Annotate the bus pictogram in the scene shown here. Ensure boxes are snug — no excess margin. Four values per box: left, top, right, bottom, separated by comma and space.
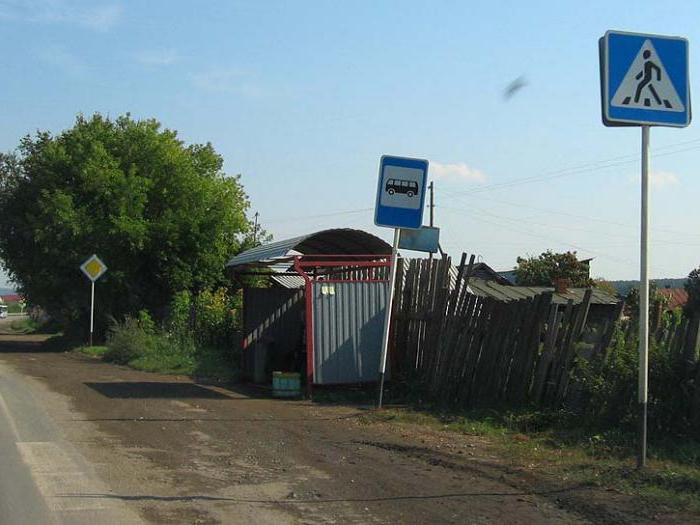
385, 178, 418, 197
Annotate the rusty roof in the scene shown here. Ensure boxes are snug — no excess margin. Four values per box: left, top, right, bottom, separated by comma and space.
658, 288, 688, 310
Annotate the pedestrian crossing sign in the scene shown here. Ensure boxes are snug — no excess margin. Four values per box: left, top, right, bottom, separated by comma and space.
601, 30, 690, 127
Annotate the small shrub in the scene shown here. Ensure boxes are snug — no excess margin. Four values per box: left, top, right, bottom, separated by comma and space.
573, 317, 699, 439
166, 288, 240, 349
128, 333, 196, 374
104, 314, 157, 364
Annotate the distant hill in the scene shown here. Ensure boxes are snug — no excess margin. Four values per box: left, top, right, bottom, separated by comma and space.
0, 287, 16, 296
608, 278, 687, 297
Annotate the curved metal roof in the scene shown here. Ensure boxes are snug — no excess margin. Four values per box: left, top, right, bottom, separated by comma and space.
226, 228, 392, 271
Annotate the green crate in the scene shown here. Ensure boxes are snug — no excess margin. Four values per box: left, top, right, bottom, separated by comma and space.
272, 371, 301, 398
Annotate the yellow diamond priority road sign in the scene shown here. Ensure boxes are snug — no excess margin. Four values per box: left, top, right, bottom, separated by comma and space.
80, 254, 107, 282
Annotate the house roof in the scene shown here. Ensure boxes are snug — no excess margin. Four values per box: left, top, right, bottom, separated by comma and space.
658, 288, 688, 310
226, 228, 392, 272
451, 273, 618, 306
471, 263, 512, 285
0, 294, 21, 303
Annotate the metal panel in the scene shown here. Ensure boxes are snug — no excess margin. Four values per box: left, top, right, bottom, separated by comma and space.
312, 282, 387, 384
226, 228, 391, 269
243, 288, 304, 382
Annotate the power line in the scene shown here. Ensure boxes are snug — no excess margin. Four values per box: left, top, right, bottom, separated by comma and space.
259, 136, 700, 226
443, 194, 700, 240
440, 205, 685, 276
264, 207, 373, 224
441, 138, 700, 198
441, 205, 635, 266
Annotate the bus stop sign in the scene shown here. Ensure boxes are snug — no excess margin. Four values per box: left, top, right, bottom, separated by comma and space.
374, 155, 429, 229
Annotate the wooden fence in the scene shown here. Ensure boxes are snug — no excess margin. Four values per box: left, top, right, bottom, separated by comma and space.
391, 254, 623, 408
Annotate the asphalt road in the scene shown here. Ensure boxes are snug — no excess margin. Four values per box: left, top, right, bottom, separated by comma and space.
0, 357, 143, 525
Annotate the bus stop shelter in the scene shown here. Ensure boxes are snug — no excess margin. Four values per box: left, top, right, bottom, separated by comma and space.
226, 229, 392, 394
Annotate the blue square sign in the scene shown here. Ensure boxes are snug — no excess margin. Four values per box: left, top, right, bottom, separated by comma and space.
374, 155, 428, 229
601, 30, 690, 127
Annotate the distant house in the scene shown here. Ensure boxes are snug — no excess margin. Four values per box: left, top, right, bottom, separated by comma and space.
451, 259, 620, 325
471, 263, 512, 285
0, 294, 22, 304
496, 258, 593, 286
657, 288, 688, 311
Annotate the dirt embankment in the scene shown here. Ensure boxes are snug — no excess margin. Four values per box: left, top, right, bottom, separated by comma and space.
0, 334, 678, 524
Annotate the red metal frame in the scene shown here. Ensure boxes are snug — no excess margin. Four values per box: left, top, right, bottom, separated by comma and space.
292, 254, 391, 398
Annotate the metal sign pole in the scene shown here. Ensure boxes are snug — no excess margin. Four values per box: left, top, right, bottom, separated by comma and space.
638, 124, 650, 468
377, 228, 400, 408
89, 280, 95, 347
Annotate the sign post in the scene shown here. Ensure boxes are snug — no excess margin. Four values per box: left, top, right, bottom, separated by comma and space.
374, 155, 429, 408
600, 30, 690, 468
80, 254, 108, 347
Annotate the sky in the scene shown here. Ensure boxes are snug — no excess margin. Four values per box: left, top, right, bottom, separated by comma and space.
1, 0, 700, 288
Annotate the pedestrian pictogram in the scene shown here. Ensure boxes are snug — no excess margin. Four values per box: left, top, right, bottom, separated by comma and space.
611, 40, 683, 112
600, 30, 690, 127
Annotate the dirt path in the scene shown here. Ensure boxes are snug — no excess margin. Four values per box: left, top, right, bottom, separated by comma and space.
0, 334, 594, 524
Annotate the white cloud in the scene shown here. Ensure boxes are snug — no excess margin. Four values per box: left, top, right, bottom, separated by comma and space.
628, 170, 680, 188
650, 171, 680, 188
136, 49, 179, 66
0, 1, 122, 31
431, 161, 487, 183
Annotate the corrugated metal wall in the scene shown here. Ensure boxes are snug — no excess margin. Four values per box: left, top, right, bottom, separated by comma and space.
243, 288, 304, 382
313, 282, 387, 384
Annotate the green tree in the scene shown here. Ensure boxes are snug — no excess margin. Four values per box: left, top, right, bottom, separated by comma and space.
0, 114, 255, 335
685, 267, 700, 316
592, 278, 619, 297
514, 250, 592, 287
624, 283, 668, 322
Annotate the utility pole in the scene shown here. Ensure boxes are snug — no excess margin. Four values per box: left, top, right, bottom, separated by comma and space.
429, 181, 434, 227
253, 211, 259, 244
428, 181, 434, 262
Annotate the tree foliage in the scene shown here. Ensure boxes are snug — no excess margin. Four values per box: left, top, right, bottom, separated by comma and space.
0, 114, 254, 334
592, 278, 619, 297
685, 267, 700, 316
514, 250, 592, 287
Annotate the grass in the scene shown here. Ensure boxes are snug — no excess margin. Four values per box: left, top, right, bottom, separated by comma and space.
87, 322, 240, 382
6, 303, 25, 314
8, 319, 35, 334
77, 345, 108, 357
120, 339, 239, 381
126, 346, 238, 381
1, 316, 62, 336
0, 317, 40, 334
358, 406, 700, 515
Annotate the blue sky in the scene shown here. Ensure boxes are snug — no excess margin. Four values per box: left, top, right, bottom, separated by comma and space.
2, 0, 700, 288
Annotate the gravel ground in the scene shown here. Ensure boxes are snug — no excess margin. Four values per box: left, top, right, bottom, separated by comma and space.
0, 334, 608, 524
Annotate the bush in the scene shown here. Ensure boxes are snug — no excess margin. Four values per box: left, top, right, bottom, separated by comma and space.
103, 303, 238, 380
128, 333, 196, 375
574, 318, 699, 438
104, 313, 157, 364
166, 287, 240, 351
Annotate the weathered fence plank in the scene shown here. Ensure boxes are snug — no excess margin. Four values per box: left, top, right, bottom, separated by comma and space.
391, 254, 624, 410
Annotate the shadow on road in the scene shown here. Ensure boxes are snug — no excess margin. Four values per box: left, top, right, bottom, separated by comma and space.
58, 485, 591, 504
0, 335, 53, 353
84, 381, 232, 399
